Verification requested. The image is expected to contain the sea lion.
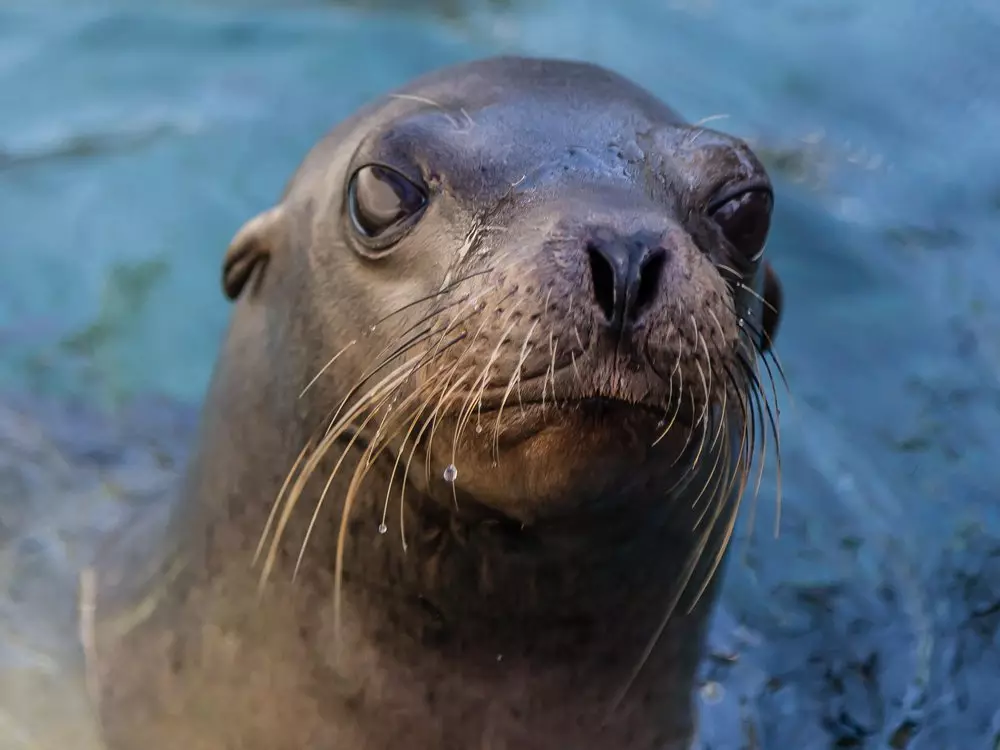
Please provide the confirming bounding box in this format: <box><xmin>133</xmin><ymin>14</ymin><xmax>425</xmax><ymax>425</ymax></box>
<box><xmin>93</xmin><ymin>56</ymin><xmax>784</xmax><ymax>750</ymax></box>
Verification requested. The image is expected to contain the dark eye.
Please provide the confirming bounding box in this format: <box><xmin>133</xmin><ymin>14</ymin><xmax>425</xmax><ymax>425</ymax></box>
<box><xmin>348</xmin><ymin>164</ymin><xmax>427</xmax><ymax>243</ymax></box>
<box><xmin>710</xmin><ymin>188</ymin><xmax>773</xmax><ymax>263</ymax></box>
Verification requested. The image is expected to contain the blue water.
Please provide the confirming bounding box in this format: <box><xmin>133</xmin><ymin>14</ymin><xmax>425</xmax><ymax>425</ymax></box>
<box><xmin>1</xmin><ymin>1</ymin><xmax>999</xmax><ymax>747</ymax></box>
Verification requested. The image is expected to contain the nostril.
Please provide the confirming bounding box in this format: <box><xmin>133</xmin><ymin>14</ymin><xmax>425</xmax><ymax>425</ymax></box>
<box><xmin>586</xmin><ymin>242</ymin><xmax>617</xmax><ymax>323</ymax></box>
<box><xmin>632</xmin><ymin>250</ymin><xmax>665</xmax><ymax>322</ymax></box>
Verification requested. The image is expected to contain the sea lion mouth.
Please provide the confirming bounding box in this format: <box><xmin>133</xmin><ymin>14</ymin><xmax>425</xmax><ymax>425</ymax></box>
<box><xmin>474</xmin><ymin>396</ymin><xmax>689</xmax><ymax>453</ymax></box>
<box><xmin>472</xmin><ymin>394</ymin><xmax>680</xmax><ymax>429</ymax></box>
<box><xmin>471</xmin><ymin>378</ymin><xmax>673</xmax><ymax>415</ymax></box>
<box><xmin>516</xmin><ymin>395</ymin><xmax>667</xmax><ymax>418</ymax></box>
<box><xmin>459</xmin><ymin>365</ymin><xmax>713</xmax><ymax>435</ymax></box>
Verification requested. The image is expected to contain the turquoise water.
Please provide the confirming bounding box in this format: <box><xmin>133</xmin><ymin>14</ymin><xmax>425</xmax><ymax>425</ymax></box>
<box><xmin>1</xmin><ymin>1</ymin><xmax>999</xmax><ymax>747</ymax></box>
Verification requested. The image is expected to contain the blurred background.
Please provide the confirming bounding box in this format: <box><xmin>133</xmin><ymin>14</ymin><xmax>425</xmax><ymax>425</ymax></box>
<box><xmin>1</xmin><ymin>0</ymin><xmax>999</xmax><ymax>747</ymax></box>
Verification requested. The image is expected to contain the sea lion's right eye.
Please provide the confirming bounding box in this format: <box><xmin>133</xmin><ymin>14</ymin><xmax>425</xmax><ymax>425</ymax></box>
<box><xmin>708</xmin><ymin>187</ymin><xmax>773</xmax><ymax>265</ymax></box>
<box><xmin>348</xmin><ymin>165</ymin><xmax>427</xmax><ymax>244</ymax></box>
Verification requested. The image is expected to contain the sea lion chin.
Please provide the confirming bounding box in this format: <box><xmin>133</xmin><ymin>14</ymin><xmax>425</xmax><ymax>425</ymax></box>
<box><xmin>95</xmin><ymin>55</ymin><xmax>785</xmax><ymax>750</ymax></box>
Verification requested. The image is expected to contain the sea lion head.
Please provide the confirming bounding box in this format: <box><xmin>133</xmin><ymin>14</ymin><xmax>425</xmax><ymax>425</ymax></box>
<box><xmin>220</xmin><ymin>56</ymin><xmax>784</xmax><ymax>537</ymax></box>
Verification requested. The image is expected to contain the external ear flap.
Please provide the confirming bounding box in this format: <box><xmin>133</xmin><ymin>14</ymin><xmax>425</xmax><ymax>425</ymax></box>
<box><xmin>222</xmin><ymin>205</ymin><xmax>286</xmax><ymax>301</ymax></box>
<box><xmin>759</xmin><ymin>261</ymin><xmax>783</xmax><ymax>353</ymax></box>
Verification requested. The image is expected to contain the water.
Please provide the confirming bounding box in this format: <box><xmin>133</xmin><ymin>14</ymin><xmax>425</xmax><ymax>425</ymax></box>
<box><xmin>1</xmin><ymin>1</ymin><xmax>999</xmax><ymax>747</ymax></box>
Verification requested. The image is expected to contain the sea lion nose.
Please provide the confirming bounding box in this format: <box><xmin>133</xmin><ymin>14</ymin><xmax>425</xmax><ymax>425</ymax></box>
<box><xmin>585</xmin><ymin>230</ymin><xmax>667</xmax><ymax>331</ymax></box>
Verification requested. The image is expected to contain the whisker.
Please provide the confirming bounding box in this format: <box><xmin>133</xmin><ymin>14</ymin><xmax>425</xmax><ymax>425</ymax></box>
<box><xmin>513</xmin><ymin>322</ymin><xmax>539</xmax><ymax>411</ymax></box>
<box><xmin>695</xmin><ymin>360</ymin><xmax>710</xmax><ymax>431</ymax></box>
<box><xmin>663</xmin><ymin>386</ymin><xmax>711</xmax><ymax>494</ymax></box>
<box><xmin>254</xmin><ymin>440</ymin><xmax>313</xmax><ymax>566</ymax></box>
<box><xmin>258</xmin><ymin>354</ymin><xmax>429</xmax><ymax>591</ymax></box>
<box><xmin>299</xmin><ymin>340</ymin><xmax>358</xmax><ymax>398</ymax></box>
<box><xmin>691</xmin><ymin>421</ymin><xmax>731</xmax><ymax>524</ymax></box>
<box><xmin>382</xmin><ymin>381</ymin><xmax>442</xmax><ymax>545</ymax></box>
<box><xmin>736</xmin><ymin>351</ymin><xmax>783</xmax><ymax>538</ymax></box>
<box><xmin>259</xmin><ymin>324</ymin><xmax>470</xmax><ymax>592</ymax></box>
<box><xmin>652</xmin><ymin>344</ymin><xmax>682</xmax><ymax>447</ymax></box>
<box><xmin>423</xmin><ymin>371</ymin><xmax>476</xmax><ymax>500</ymax></box>
<box><xmin>374</xmin><ymin>267</ymin><xmax>494</xmax><ymax>328</ymax></box>
<box><xmin>451</xmin><ymin>300</ymin><xmax>512</xmax><ymax>462</ymax></box>
<box><xmin>694</xmin><ymin>319</ymin><xmax>713</xmax><ymax>417</ymax></box>
<box><xmin>543</xmin><ymin>330</ymin><xmax>559</xmax><ymax>411</ymax></box>
<box><xmin>293</xmin><ymin>394</ymin><xmax>395</xmax><ymax>581</ymax></box>
<box><xmin>609</xmin><ymin>427</ymin><xmax>739</xmax><ymax>715</ymax></box>
<box><xmin>317</xmin><ymin>279</ymin><xmax>490</xmax><ymax>435</ymax></box>
<box><xmin>737</xmin><ymin>314</ymin><xmax>790</xmax><ymax>398</ymax></box>
<box><xmin>725</xmin><ymin>364</ymin><xmax>764</xmax><ymax>561</ymax></box>
<box><xmin>301</xmin><ymin>269</ymin><xmax>486</xmax><ymax>422</ymax></box>
<box><xmin>492</xmin><ymin>317</ymin><xmax>539</xmax><ymax>453</ymax></box>
<box><xmin>686</xmin><ymin>374</ymin><xmax>760</xmax><ymax>614</ymax></box>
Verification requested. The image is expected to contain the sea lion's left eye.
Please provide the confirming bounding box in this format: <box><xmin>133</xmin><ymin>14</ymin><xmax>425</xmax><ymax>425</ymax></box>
<box><xmin>348</xmin><ymin>164</ymin><xmax>427</xmax><ymax>244</ymax></box>
<box><xmin>710</xmin><ymin>188</ymin><xmax>773</xmax><ymax>263</ymax></box>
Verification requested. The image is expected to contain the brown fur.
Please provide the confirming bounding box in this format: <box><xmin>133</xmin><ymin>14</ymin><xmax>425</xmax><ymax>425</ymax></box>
<box><xmin>94</xmin><ymin>56</ymin><xmax>784</xmax><ymax>750</ymax></box>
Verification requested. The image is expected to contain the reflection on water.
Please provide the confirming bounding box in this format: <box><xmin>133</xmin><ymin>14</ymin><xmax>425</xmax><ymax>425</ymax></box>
<box><xmin>1</xmin><ymin>0</ymin><xmax>999</xmax><ymax>747</ymax></box>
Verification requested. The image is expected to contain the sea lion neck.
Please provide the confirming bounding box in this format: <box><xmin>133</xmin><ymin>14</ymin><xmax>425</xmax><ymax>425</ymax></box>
<box><xmin>316</xmin><ymin>451</ymin><xmax>729</xmax><ymax>750</ymax></box>
<box><xmin>339</xmin><ymin>437</ymin><xmax>730</xmax><ymax>636</ymax></box>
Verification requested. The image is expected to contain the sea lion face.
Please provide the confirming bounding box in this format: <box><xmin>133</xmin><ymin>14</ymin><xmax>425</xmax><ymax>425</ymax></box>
<box><xmin>223</xmin><ymin>58</ymin><xmax>783</xmax><ymax>525</ymax></box>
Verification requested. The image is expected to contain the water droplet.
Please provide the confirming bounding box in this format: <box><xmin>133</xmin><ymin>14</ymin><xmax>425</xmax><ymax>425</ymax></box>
<box><xmin>369</xmin><ymin>324</ymin><xmax>377</xmax><ymax>333</ymax></box>
<box><xmin>443</xmin><ymin>464</ymin><xmax>458</xmax><ymax>483</ymax></box>
<box><xmin>378</xmin><ymin>523</ymin><xmax>388</xmax><ymax>534</ymax></box>
<box><xmin>496</xmin><ymin>654</ymin><xmax>503</xmax><ymax>662</ymax></box>
<box><xmin>737</xmin><ymin>319</ymin><xmax>745</xmax><ymax>328</ymax></box>
<box><xmin>700</xmin><ymin>681</ymin><xmax>724</xmax><ymax>704</ymax></box>
<box><xmin>475</xmin><ymin>423</ymin><xmax>483</xmax><ymax>434</ymax></box>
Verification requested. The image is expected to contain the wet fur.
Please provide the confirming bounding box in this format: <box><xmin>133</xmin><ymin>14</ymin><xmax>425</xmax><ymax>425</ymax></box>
<box><xmin>95</xmin><ymin>57</ymin><xmax>785</xmax><ymax>750</ymax></box>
